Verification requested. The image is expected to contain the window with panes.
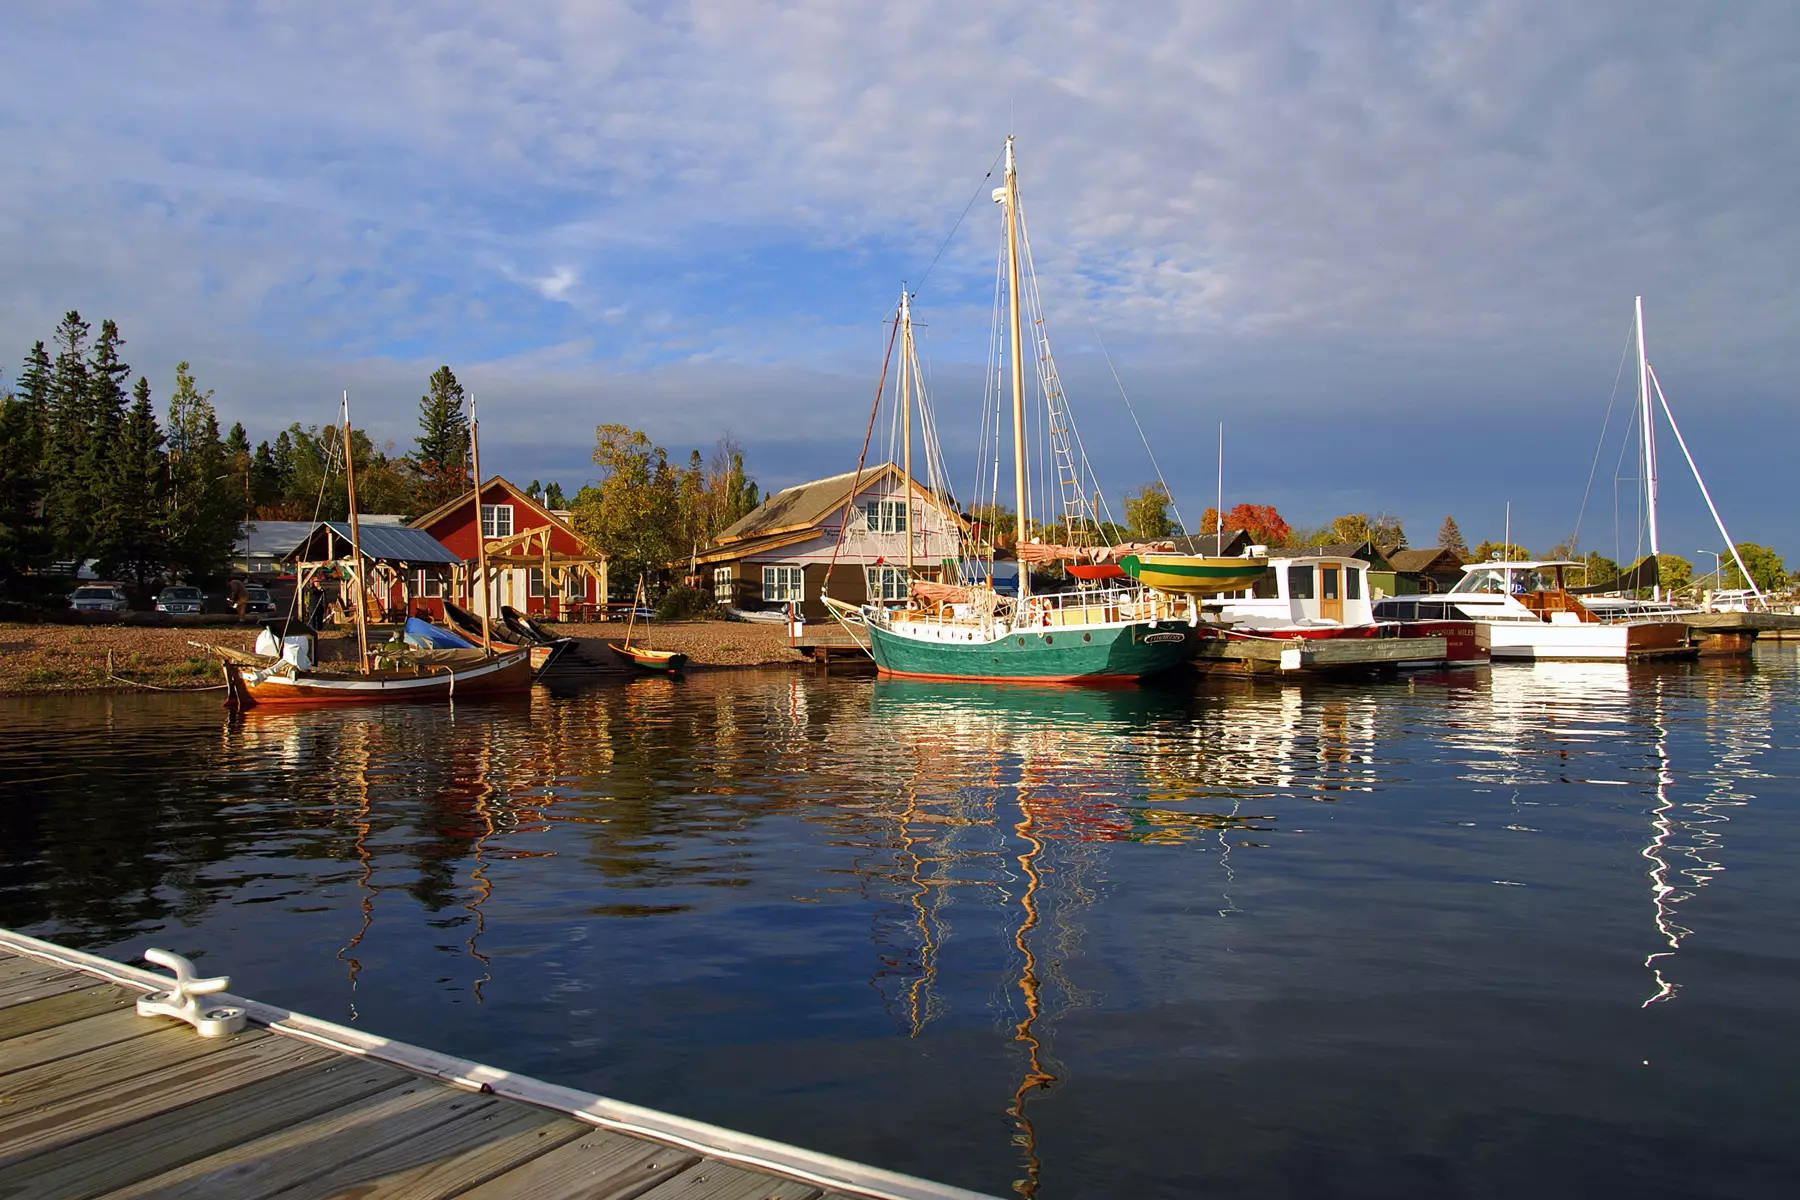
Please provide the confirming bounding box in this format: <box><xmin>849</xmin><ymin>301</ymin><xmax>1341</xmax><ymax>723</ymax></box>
<box><xmin>480</xmin><ymin>504</ymin><xmax>513</xmax><ymax>539</ymax></box>
<box><xmin>864</xmin><ymin>499</ymin><xmax>907</xmax><ymax>533</ymax></box>
<box><xmin>762</xmin><ymin>565</ymin><xmax>804</xmax><ymax>603</ymax></box>
<box><xmin>865</xmin><ymin>565</ymin><xmax>908</xmax><ymax>602</ymax></box>
<box><xmin>713</xmin><ymin>566</ymin><xmax>734</xmax><ymax>601</ymax></box>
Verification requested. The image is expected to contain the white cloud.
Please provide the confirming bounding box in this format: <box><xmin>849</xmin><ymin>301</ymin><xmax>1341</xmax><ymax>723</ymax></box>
<box><xmin>2</xmin><ymin>0</ymin><xmax>1796</xmax><ymax>552</ymax></box>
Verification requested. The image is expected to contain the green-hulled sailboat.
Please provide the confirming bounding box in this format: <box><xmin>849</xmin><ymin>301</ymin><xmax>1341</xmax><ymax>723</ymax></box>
<box><xmin>824</xmin><ymin>138</ymin><xmax>1252</xmax><ymax>682</ymax></box>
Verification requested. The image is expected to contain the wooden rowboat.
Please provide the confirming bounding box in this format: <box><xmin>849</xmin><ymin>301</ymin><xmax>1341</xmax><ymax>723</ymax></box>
<box><xmin>217</xmin><ymin>645</ymin><xmax>534</xmax><ymax>707</ymax></box>
<box><xmin>611</xmin><ymin>644</ymin><xmax>688</xmax><ymax>673</ymax></box>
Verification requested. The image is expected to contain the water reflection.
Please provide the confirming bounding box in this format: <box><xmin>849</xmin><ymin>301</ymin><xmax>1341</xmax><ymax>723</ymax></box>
<box><xmin>1</xmin><ymin>654</ymin><xmax>1793</xmax><ymax>1198</ymax></box>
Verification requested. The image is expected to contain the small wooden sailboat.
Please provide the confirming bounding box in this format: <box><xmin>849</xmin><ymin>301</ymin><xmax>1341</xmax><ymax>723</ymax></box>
<box><xmin>610</xmin><ymin>578</ymin><xmax>688</xmax><ymax>673</ymax></box>
<box><xmin>210</xmin><ymin>393</ymin><xmax>533</xmax><ymax>706</ymax></box>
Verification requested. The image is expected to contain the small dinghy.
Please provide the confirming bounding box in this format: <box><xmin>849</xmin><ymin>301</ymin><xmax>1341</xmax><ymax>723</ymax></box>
<box><xmin>611</xmin><ymin>577</ymin><xmax>686</xmax><ymax>674</ymax></box>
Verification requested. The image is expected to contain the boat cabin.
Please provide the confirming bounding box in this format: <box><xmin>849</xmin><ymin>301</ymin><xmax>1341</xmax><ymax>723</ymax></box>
<box><xmin>1445</xmin><ymin>560</ymin><xmax>1597</xmax><ymax>624</ymax></box>
<box><xmin>1214</xmin><ymin>556</ymin><xmax>1375</xmax><ymax>631</ymax></box>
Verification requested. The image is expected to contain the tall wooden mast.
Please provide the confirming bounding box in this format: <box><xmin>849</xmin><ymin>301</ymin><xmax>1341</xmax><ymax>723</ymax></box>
<box><xmin>997</xmin><ymin>137</ymin><xmax>1030</xmax><ymax>603</ymax></box>
<box><xmin>899</xmin><ymin>289</ymin><xmax>915</xmax><ymax>580</ymax></box>
<box><xmin>469</xmin><ymin>394</ymin><xmax>495</xmax><ymax>652</ymax></box>
<box><xmin>341</xmin><ymin>391</ymin><xmax>371</xmax><ymax>672</ymax></box>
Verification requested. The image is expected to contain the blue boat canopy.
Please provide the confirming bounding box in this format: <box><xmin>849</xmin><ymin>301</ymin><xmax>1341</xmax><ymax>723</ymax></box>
<box><xmin>403</xmin><ymin>617</ymin><xmax>477</xmax><ymax>650</ymax></box>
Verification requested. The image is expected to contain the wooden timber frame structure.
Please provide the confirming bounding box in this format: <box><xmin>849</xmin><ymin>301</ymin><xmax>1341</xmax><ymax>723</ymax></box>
<box><xmin>283</xmin><ymin>522</ymin><xmax>462</xmax><ymax>628</ymax></box>
<box><xmin>471</xmin><ymin>522</ymin><xmax>608</xmax><ymax>622</ymax></box>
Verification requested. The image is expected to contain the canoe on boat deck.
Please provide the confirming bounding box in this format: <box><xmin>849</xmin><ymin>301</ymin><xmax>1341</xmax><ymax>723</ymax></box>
<box><xmin>611</xmin><ymin>644</ymin><xmax>688</xmax><ymax>673</ymax></box>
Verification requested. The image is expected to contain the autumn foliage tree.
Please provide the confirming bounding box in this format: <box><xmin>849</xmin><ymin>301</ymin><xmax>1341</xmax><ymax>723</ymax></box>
<box><xmin>571</xmin><ymin>423</ymin><xmax>682</xmax><ymax>588</ymax></box>
<box><xmin>1124</xmin><ymin>483</ymin><xmax>1176</xmax><ymax>540</ymax></box>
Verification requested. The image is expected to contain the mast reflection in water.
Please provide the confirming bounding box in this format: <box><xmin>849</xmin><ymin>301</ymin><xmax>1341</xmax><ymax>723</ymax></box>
<box><xmin>3</xmin><ymin>649</ymin><xmax>1798</xmax><ymax>1199</ymax></box>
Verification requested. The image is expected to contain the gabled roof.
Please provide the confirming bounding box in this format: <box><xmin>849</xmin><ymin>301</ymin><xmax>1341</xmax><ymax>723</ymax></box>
<box><xmin>410</xmin><ymin>475</ymin><xmax>576</xmax><ymax>540</ymax></box>
<box><xmin>284</xmin><ymin>522</ymin><xmax>461</xmax><ymax>565</ymax></box>
<box><xmin>712</xmin><ymin>463</ymin><xmax>955</xmax><ymax>546</ymax></box>
<box><xmin>1168</xmin><ymin>529</ymin><xmax>1254</xmax><ymax>556</ymax></box>
<box><xmin>1388</xmin><ymin>546</ymin><xmax>1465</xmax><ymax>573</ymax></box>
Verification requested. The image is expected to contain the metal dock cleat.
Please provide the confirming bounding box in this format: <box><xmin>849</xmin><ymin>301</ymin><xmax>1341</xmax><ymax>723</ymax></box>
<box><xmin>135</xmin><ymin>947</ymin><xmax>248</xmax><ymax>1036</ymax></box>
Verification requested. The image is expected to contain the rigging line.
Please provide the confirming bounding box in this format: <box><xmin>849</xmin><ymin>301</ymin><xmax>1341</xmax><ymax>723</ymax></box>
<box><xmin>914</xmin><ymin>145</ymin><xmax>1008</xmax><ymax>298</ymax></box>
<box><xmin>1085</xmin><ymin>312</ymin><xmax>1187</xmax><ymax>536</ymax></box>
<box><xmin>1573</xmin><ymin>318</ymin><xmax>1636</xmax><ymax>550</ymax></box>
<box><xmin>1648</xmin><ymin>363</ymin><xmax>1766</xmax><ymax>604</ymax></box>
<box><xmin>827</xmin><ymin>311</ymin><xmax>903</xmax><ymax>584</ymax></box>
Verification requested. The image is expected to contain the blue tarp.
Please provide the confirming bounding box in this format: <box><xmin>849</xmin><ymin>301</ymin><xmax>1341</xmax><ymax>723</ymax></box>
<box><xmin>404</xmin><ymin>617</ymin><xmax>476</xmax><ymax>649</ymax></box>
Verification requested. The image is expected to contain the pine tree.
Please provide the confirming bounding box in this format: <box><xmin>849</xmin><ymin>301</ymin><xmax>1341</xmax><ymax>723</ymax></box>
<box><xmin>165</xmin><ymin>362</ymin><xmax>239</xmax><ymax>581</ymax></box>
<box><xmin>103</xmin><ymin>377</ymin><xmax>169</xmax><ymax>597</ymax></box>
<box><xmin>411</xmin><ymin>365</ymin><xmax>470</xmax><ymax>514</ymax></box>
<box><xmin>250</xmin><ymin>440</ymin><xmax>282</xmax><ymax>516</ymax></box>
<box><xmin>43</xmin><ymin>312</ymin><xmax>93</xmax><ymax>564</ymax></box>
<box><xmin>543</xmin><ymin>481</ymin><xmax>567</xmax><ymax>509</ymax></box>
<box><xmin>1438</xmin><ymin>515</ymin><xmax>1469</xmax><ymax>556</ymax></box>
<box><xmin>82</xmin><ymin>321</ymin><xmax>135</xmax><ymax>579</ymax></box>
<box><xmin>0</xmin><ymin>344</ymin><xmax>53</xmax><ymax>586</ymax></box>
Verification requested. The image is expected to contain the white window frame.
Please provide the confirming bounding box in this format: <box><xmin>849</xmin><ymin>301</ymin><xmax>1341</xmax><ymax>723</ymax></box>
<box><xmin>762</xmin><ymin>565</ymin><xmax>804</xmax><ymax>603</ymax></box>
<box><xmin>481</xmin><ymin>503</ymin><xmax>513</xmax><ymax>539</ymax></box>
<box><xmin>412</xmin><ymin>568</ymin><xmax>444</xmax><ymax>598</ymax></box>
<box><xmin>864</xmin><ymin>499</ymin><xmax>907</xmax><ymax>534</ymax></box>
<box><xmin>528</xmin><ymin>567</ymin><xmax>545</xmax><ymax>598</ymax></box>
<box><xmin>713</xmin><ymin>565</ymin><xmax>734</xmax><ymax>600</ymax></box>
<box><xmin>865</xmin><ymin>564</ymin><xmax>908</xmax><ymax>602</ymax></box>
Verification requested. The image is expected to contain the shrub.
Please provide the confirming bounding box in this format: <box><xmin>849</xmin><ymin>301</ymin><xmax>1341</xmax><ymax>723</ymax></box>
<box><xmin>655</xmin><ymin>585</ymin><xmax>719</xmax><ymax>621</ymax></box>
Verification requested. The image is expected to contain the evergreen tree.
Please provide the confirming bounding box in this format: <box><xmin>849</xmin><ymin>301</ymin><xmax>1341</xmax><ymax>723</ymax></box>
<box><xmin>544</xmin><ymin>481</ymin><xmax>567</xmax><ymax>509</ymax></box>
<box><xmin>250</xmin><ymin>440</ymin><xmax>282</xmax><ymax>516</ymax></box>
<box><xmin>525</xmin><ymin>479</ymin><xmax>543</xmax><ymax>500</ymax></box>
<box><xmin>102</xmin><ymin>377</ymin><xmax>170</xmax><ymax>597</ymax></box>
<box><xmin>165</xmin><ymin>362</ymin><xmax>239</xmax><ymax>581</ymax></box>
<box><xmin>0</xmin><ymin>344</ymin><xmax>53</xmax><ymax>586</ymax></box>
<box><xmin>43</xmin><ymin>312</ymin><xmax>93</xmax><ymax>563</ymax></box>
<box><xmin>82</xmin><ymin>321</ymin><xmax>135</xmax><ymax>578</ymax></box>
<box><xmin>1437</xmin><ymin>515</ymin><xmax>1469</xmax><ymax>556</ymax></box>
<box><xmin>411</xmin><ymin>365</ymin><xmax>470</xmax><ymax>514</ymax></box>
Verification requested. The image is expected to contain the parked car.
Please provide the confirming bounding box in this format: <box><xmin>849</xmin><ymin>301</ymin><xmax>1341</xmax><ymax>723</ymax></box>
<box><xmin>244</xmin><ymin>585</ymin><xmax>276</xmax><ymax>615</ymax></box>
<box><xmin>154</xmin><ymin>585</ymin><xmax>205</xmax><ymax>614</ymax></box>
<box><xmin>69</xmin><ymin>585</ymin><xmax>130</xmax><ymax>613</ymax></box>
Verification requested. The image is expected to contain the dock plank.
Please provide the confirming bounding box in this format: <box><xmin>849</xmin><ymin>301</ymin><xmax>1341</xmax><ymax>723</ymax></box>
<box><xmin>0</xmin><ymin>1023</ymin><xmax>251</xmax><ymax>1112</ymax></box>
<box><xmin>0</xmin><ymin>957</ymin><xmax>76</xmax><ymax>987</ymax></box>
<box><xmin>105</xmin><ymin>1078</ymin><xmax>498</xmax><ymax>1199</ymax></box>
<box><xmin>457</xmin><ymin>1126</ymin><xmax>698</xmax><ymax>1200</ymax></box>
<box><xmin>0</xmin><ymin>971</ymin><xmax>103</xmax><ymax>1010</ymax></box>
<box><xmin>0</xmin><ymin>1056</ymin><xmax>407</xmax><ymax>1200</ymax></box>
<box><xmin>0</xmin><ymin>986</ymin><xmax>134</xmax><ymax>1042</ymax></box>
<box><xmin>0</xmin><ymin>1007</ymin><xmax>166</xmax><ymax>1075</ymax></box>
<box><xmin>637</xmin><ymin>1160</ymin><xmax>822</xmax><ymax>1200</ymax></box>
<box><xmin>0</xmin><ymin>1031</ymin><xmax>331</xmax><ymax>1166</ymax></box>
<box><xmin>272</xmin><ymin>1102</ymin><xmax>587</xmax><ymax>1200</ymax></box>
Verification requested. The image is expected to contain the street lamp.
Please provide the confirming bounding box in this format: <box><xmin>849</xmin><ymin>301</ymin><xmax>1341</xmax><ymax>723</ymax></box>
<box><xmin>1699</xmin><ymin>549</ymin><xmax>1722</xmax><ymax>594</ymax></box>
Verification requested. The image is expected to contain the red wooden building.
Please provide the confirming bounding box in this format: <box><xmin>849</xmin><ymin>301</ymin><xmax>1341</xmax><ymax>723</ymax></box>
<box><xmin>411</xmin><ymin>477</ymin><xmax>609</xmax><ymax>620</ymax></box>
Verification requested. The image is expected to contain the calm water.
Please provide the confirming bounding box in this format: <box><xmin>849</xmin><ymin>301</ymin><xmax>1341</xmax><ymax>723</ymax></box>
<box><xmin>4</xmin><ymin>651</ymin><xmax>1799</xmax><ymax>1198</ymax></box>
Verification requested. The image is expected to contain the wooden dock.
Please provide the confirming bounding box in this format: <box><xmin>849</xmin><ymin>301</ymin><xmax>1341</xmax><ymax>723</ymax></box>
<box><xmin>0</xmin><ymin>930</ymin><xmax>994</xmax><ymax>1200</ymax></box>
<box><xmin>789</xmin><ymin>626</ymin><xmax>869</xmax><ymax>663</ymax></box>
<box><xmin>1193</xmin><ymin>635</ymin><xmax>1450</xmax><ymax>674</ymax></box>
<box><xmin>1683</xmin><ymin>610</ymin><xmax>1800</xmax><ymax>654</ymax></box>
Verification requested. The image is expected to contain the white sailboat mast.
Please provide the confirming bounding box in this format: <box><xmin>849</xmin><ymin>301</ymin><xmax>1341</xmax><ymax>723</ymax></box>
<box><xmin>997</xmin><ymin>137</ymin><xmax>1030</xmax><ymax>602</ymax></box>
<box><xmin>899</xmin><ymin>289</ymin><xmax>914</xmax><ymax>580</ymax></box>
<box><xmin>1636</xmin><ymin>296</ymin><xmax>1661</xmax><ymax>595</ymax></box>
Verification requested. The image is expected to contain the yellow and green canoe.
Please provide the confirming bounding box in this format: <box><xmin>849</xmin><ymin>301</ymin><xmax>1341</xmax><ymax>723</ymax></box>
<box><xmin>1117</xmin><ymin>554</ymin><xmax>1269</xmax><ymax>596</ymax></box>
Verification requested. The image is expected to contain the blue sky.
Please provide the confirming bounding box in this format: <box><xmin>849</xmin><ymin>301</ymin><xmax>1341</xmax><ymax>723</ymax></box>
<box><xmin>3</xmin><ymin>1</ymin><xmax>1796</xmax><ymax>561</ymax></box>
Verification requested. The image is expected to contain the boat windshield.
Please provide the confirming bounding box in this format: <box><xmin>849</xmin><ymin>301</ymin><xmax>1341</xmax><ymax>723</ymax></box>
<box><xmin>1451</xmin><ymin>566</ymin><xmax>1560</xmax><ymax>595</ymax></box>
